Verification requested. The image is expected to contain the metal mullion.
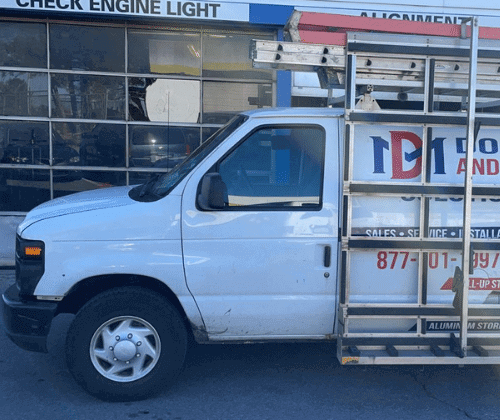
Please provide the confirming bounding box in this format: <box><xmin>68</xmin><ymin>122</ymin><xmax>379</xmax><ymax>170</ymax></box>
<box><xmin>126</xmin><ymin>72</ymin><xmax>200</xmax><ymax>82</ymax></box>
<box><xmin>46</xmin><ymin>21</ymin><xmax>54</xmax><ymax>200</ymax></box>
<box><xmin>342</xmin><ymin>251</ymin><xmax>350</xmax><ymax>307</ymax></box>
<box><xmin>0</xmin><ymin>116</ymin><xmax>49</xmax><ymax>122</ymax></box>
<box><xmin>0</xmin><ymin>163</ymin><xmax>50</xmax><ymax>170</ymax></box>
<box><xmin>202</xmin><ymin>77</ymin><xmax>273</xmax><ymax>85</ymax></box>
<box><xmin>420</xmin><ymin>125</ymin><xmax>432</xmax><ymax>309</ymax></box>
<box><xmin>0</xmin><ymin>66</ymin><xmax>50</xmax><ymax>73</ymax></box>
<box><xmin>48</xmin><ymin>68</ymin><xmax>125</xmax><ymax>78</ymax></box>
<box><xmin>345</xmin><ymin>52</ymin><xmax>356</xmax><ymax>112</ymax></box>
<box><xmin>426</xmin><ymin>59</ymin><xmax>435</xmax><ymax>113</ymax></box>
<box><xmin>345</xmin><ymin>124</ymin><xmax>354</xmax><ymax>240</ymax></box>
<box><xmin>45</xmin><ymin>17</ymin><xmax>125</xmax><ymax>29</ymax></box>
<box><xmin>0</xmin><ymin>16</ymin><xmax>47</xmax><ymax>24</ymax></box>
<box><xmin>125</xmin><ymin>24</ymin><xmax>130</xmax><ymax>185</ymax></box>
<box><xmin>72</xmin><ymin>166</ymin><xmax>169</xmax><ymax>173</ymax></box>
<box><xmin>49</xmin><ymin>118</ymin><xmax>125</xmax><ymax>125</ymax></box>
<box><xmin>199</xmin><ymin>30</ymin><xmax>204</xmax><ymax>125</ymax></box>
<box><xmin>341</xmin><ymin>120</ymin><xmax>354</xmax><ymax>310</ymax></box>
<box><xmin>128</xmin><ymin>120</ymin><xmax>202</xmax><ymax>128</ymax></box>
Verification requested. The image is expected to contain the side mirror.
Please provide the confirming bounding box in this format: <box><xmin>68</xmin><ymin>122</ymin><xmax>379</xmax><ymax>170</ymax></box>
<box><xmin>197</xmin><ymin>172</ymin><xmax>227</xmax><ymax>210</ymax></box>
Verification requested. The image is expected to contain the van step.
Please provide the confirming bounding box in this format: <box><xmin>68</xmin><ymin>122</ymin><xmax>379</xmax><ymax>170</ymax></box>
<box><xmin>338</xmin><ymin>346</ymin><xmax>500</xmax><ymax>365</ymax></box>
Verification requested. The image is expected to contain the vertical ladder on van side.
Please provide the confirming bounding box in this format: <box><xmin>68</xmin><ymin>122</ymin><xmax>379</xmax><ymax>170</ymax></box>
<box><xmin>251</xmin><ymin>13</ymin><xmax>500</xmax><ymax>364</ymax></box>
<box><xmin>339</xmin><ymin>19</ymin><xmax>500</xmax><ymax>364</ymax></box>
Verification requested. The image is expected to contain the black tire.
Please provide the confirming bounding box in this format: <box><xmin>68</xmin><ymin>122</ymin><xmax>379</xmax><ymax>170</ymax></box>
<box><xmin>65</xmin><ymin>287</ymin><xmax>188</xmax><ymax>401</ymax></box>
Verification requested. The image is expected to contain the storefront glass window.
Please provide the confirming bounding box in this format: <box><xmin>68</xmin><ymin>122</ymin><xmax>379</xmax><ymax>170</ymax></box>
<box><xmin>53</xmin><ymin>171</ymin><xmax>126</xmax><ymax>200</ymax></box>
<box><xmin>202</xmin><ymin>126</ymin><xmax>220</xmax><ymax>142</ymax></box>
<box><xmin>128</xmin><ymin>78</ymin><xmax>200</xmax><ymax>123</ymax></box>
<box><xmin>128</xmin><ymin>124</ymin><xmax>200</xmax><ymax>172</ymax></box>
<box><xmin>0</xmin><ymin>71</ymin><xmax>48</xmax><ymax>117</ymax></box>
<box><xmin>52</xmin><ymin>122</ymin><xmax>126</xmax><ymax>169</ymax></box>
<box><xmin>202</xmin><ymin>82</ymin><xmax>272</xmax><ymax>124</ymax></box>
<box><xmin>0</xmin><ymin>22</ymin><xmax>46</xmax><ymax>68</ymax></box>
<box><xmin>50</xmin><ymin>24</ymin><xmax>125</xmax><ymax>72</ymax></box>
<box><xmin>202</xmin><ymin>33</ymin><xmax>273</xmax><ymax>80</ymax></box>
<box><xmin>0</xmin><ymin>20</ymin><xmax>275</xmax><ymax>215</ymax></box>
<box><xmin>0</xmin><ymin>121</ymin><xmax>51</xmax><ymax>212</ymax></box>
<box><xmin>51</xmin><ymin>74</ymin><xmax>125</xmax><ymax>120</ymax></box>
<box><xmin>0</xmin><ymin>168</ymin><xmax>51</xmax><ymax>211</ymax></box>
<box><xmin>0</xmin><ymin>121</ymin><xmax>49</xmax><ymax>166</ymax></box>
<box><xmin>128</xmin><ymin>31</ymin><xmax>201</xmax><ymax>76</ymax></box>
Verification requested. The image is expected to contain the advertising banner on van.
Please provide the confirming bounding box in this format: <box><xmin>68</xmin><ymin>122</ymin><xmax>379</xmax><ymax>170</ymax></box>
<box><xmin>348</xmin><ymin>125</ymin><xmax>500</xmax><ymax>309</ymax></box>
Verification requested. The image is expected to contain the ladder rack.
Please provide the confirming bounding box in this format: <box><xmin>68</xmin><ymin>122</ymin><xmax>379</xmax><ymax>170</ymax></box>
<box><xmin>252</xmin><ymin>13</ymin><xmax>500</xmax><ymax>364</ymax></box>
<box><xmin>252</xmin><ymin>33</ymin><xmax>500</xmax><ymax>105</ymax></box>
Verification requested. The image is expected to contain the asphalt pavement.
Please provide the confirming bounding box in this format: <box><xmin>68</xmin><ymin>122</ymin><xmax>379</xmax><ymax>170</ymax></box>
<box><xmin>0</xmin><ymin>268</ymin><xmax>14</xmax><ymax>284</ymax></box>
<box><xmin>1</xmin><ymin>269</ymin><xmax>500</xmax><ymax>420</ymax></box>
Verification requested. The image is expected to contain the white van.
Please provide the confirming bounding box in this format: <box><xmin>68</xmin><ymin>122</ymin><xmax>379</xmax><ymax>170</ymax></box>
<box><xmin>5</xmin><ymin>16</ymin><xmax>500</xmax><ymax>401</ymax></box>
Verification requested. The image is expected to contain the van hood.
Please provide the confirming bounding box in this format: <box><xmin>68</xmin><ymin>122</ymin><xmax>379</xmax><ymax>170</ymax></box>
<box><xmin>18</xmin><ymin>186</ymin><xmax>134</xmax><ymax>233</ymax></box>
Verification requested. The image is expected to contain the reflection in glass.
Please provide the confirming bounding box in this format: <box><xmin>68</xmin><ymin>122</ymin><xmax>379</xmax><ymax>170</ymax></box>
<box><xmin>202</xmin><ymin>127</ymin><xmax>219</xmax><ymax>142</ymax></box>
<box><xmin>349</xmin><ymin>251</ymin><xmax>419</xmax><ymax>304</ymax></box>
<box><xmin>428</xmin><ymin>197</ymin><xmax>500</xmax><ymax>239</ymax></box>
<box><xmin>0</xmin><ymin>168</ymin><xmax>50</xmax><ymax>212</ymax></box>
<box><xmin>129</xmin><ymin>78</ymin><xmax>200</xmax><ymax>123</ymax></box>
<box><xmin>0</xmin><ymin>72</ymin><xmax>48</xmax><ymax>117</ymax></box>
<box><xmin>128</xmin><ymin>31</ymin><xmax>201</xmax><ymax>76</ymax></box>
<box><xmin>52</xmin><ymin>122</ymin><xmax>126</xmax><ymax>170</ymax></box>
<box><xmin>129</xmin><ymin>125</ymin><xmax>200</xmax><ymax>170</ymax></box>
<box><xmin>50</xmin><ymin>24</ymin><xmax>125</xmax><ymax>72</ymax></box>
<box><xmin>351</xmin><ymin>196</ymin><xmax>420</xmax><ymax>237</ymax></box>
<box><xmin>51</xmin><ymin>74</ymin><xmax>125</xmax><ymax>120</ymax></box>
<box><xmin>0</xmin><ymin>22</ymin><xmax>46</xmax><ymax>68</ymax></box>
<box><xmin>150</xmin><ymin>115</ymin><xmax>248</xmax><ymax>198</ymax></box>
<box><xmin>53</xmin><ymin>170</ymin><xmax>126</xmax><ymax>200</ymax></box>
<box><xmin>202</xmin><ymin>33</ymin><xmax>273</xmax><ymax>80</ymax></box>
<box><xmin>0</xmin><ymin>121</ymin><xmax>50</xmax><ymax>167</ymax></box>
<box><xmin>202</xmin><ymin>82</ymin><xmax>271</xmax><ymax>124</ymax></box>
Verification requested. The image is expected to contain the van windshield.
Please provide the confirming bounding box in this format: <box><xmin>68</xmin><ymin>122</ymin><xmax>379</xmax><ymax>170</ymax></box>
<box><xmin>129</xmin><ymin>114</ymin><xmax>248</xmax><ymax>201</ymax></box>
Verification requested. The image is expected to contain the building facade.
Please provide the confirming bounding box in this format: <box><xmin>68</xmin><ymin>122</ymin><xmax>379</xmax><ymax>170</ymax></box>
<box><xmin>1</xmin><ymin>0</ymin><xmax>500</xmax><ymax>264</ymax></box>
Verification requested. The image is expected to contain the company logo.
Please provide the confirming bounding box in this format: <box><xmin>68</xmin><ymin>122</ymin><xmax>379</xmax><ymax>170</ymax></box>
<box><xmin>371</xmin><ymin>131</ymin><xmax>500</xmax><ymax>179</ymax></box>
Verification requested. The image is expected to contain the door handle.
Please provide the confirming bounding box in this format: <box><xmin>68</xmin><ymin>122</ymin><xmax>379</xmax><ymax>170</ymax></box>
<box><xmin>324</xmin><ymin>245</ymin><xmax>331</xmax><ymax>268</ymax></box>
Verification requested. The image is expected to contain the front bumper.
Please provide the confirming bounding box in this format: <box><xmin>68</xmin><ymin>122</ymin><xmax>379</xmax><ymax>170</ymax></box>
<box><xmin>2</xmin><ymin>284</ymin><xmax>58</xmax><ymax>353</ymax></box>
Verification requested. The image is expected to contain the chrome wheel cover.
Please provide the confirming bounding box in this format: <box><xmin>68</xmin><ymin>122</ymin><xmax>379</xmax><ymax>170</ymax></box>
<box><xmin>89</xmin><ymin>316</ymin><xmax>161</xmax><ymax>383</ymax></box>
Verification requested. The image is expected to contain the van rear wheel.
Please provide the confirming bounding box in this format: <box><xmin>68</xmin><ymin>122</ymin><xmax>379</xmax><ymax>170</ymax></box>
<box><xmin>65</xmin><ymin>287</ymin><xmax>187</xmax><ymax>401</ymax></box>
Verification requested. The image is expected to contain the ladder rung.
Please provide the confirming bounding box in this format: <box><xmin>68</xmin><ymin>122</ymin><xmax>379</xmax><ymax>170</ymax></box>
<box><xmin>472</xmin><ymin>346</ymin><xmax>489</xmax><ymax>356</ymax></box>
<box><xmin>345</xmin><ymin>306</ymin><xmax>500</xmax><ymax>317</ymax></box>
<box><xmin>339</xmin><ymin>346</ymin><xmax>500</xmax><ymax>365</ymax></box>
<box><xmin>347</xmin><ymin>346</ymin><xmax>360</xmax><ymax>357</ymax></box>
<box><xmin>430</xmin><ymin>345</ymin><xmax>445</xmax><ymax>357</ymax></box>
<box><xmin>386</xmin><ymin>345</ymin><xmax>399</xmax><ymax>357</ymax></box>
<box><xmin>342</xmin><ymin>336</ymin><xmax>500</xmax><ymax>347</ymax></box>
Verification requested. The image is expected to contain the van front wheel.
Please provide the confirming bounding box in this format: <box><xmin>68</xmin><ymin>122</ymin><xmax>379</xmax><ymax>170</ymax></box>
<box><xmin>65</xmin><ymin>287</ymin><xmax>188</xmax><ymax>401</ymax></box>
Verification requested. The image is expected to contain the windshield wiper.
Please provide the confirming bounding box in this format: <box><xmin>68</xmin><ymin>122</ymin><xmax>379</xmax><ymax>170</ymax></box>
<box><xmin>139</xmin><ymin>173</ymin><xmax>161</xmax><ymax>198</ymax></box>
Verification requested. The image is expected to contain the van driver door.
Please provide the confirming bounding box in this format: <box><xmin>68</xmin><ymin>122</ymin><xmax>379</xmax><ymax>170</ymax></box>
<box><xmin>181</xmin><ymin>118</ymin><xmax>339</xmax><ymax>340</ymax></box>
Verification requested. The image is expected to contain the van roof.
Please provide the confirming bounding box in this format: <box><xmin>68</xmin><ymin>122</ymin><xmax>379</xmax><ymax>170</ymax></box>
<box><xmin>241</xmin><ymin>107</ymin><xmax>344</xmax><ymax>119</ymax></box>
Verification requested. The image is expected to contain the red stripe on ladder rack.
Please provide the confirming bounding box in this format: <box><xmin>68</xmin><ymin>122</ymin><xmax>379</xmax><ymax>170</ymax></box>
<box><xmin>292</xmin><ymin>12</ymin><xmax>500</xmax><ymax>45</ymax></box>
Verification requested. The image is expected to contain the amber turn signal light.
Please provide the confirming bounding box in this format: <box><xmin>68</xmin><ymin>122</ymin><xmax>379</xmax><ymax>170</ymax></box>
<box><xmin>25</xmin><ymin>246</ymin><xmax>42</xmax><ymax>257</ymax></box>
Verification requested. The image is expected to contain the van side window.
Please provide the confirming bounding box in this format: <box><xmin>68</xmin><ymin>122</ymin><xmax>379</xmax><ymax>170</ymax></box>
<box><xmin>218</xmin><ymin>125</ymin><xmax>325</xmax><ymax>209</ymax></box>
